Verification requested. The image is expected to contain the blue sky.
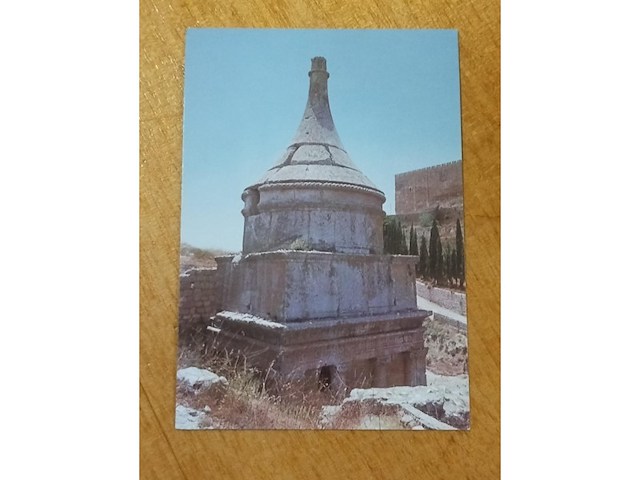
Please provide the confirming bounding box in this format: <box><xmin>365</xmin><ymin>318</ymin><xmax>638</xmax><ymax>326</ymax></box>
<box><xmin>181</xmin><ymin>29</ymin><xmax>461</xmax><ymax>252</ymax></box>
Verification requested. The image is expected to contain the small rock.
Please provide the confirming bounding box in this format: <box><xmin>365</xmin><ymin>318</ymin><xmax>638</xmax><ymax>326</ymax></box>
<box><xmin>203</xmin><ymin>405</ymin><xmax>212</xmax><ymax>413</ymax></box>
<box><xmin>176</xmin><ymin>405</ymin><xmax>209</xmax><ymax>430</ymax></box>
<box><xmin>400</xmin><ymin>414</ymin><xmax>418</xmax><ymax>428</ymax></box>
<box><xmin>177</xmin><ymin>367</ymin><xmax>228</xmax><ymax>402</ymax></box>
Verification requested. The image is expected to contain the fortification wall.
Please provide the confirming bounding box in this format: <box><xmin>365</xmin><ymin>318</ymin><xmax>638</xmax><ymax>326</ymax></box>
<box><xmin>178</xmin><ymin>268</ymin><xmax>220</xmax><ymax>344</ymax></box>
<box><xmin>395</xmin><ymin>160</ymin><xmax>463</xmax><ymax>216</ymax></box>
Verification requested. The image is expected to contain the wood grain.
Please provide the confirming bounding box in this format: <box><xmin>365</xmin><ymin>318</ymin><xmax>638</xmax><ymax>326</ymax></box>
<box><xmin>140</xmin><ymin>1</ymin><xmax>500</xmax><ymax>478</ymax></box>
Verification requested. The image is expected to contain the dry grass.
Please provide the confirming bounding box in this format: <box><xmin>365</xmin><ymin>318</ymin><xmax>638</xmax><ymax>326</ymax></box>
<box><xmin>322</xmin><ymin>400</ymin><xmax>408</xmax><ymax>430</ymax></box>
<box><xmin>216</xmin><ymin>371</ymin><xmax>321</xmax><ymax>429</ymax></box>
<box><xmin>176</xmin><ymin>345</ymin><xmax>413</xmax><ymax>430</ymax></box>
<box><xmin>177</xmin><ymin>348</ymin><xmax>330</xmax><ymax>429</ymax></box>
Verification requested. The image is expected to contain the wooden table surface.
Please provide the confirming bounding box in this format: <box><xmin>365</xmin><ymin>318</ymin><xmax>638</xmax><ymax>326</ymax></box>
<box><xmin>140</xmin><ymin>1</ymin><xmax>500</xmax><ymax>478</ymax></box>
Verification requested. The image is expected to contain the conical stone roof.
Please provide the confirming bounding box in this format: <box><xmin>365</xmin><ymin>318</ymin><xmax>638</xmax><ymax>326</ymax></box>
<box><xmin>253</xmin><ymin>57</ymin><xmax>384</xmax><ymax>196</ymax></box>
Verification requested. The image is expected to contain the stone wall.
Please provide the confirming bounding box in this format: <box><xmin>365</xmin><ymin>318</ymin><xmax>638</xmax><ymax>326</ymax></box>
<box><xmin>178</xmin><ymin>268</ymin><xmax>220</xmax><ymax>344</ymax></box>
<box><xmin>416</xmin><ymin>282</ymin><xmax>466</xmax><ymax>315</ymax></box>
<box><xmin>395</xmin><ymin>160</ymin><xmax>463</xmax><ymax>216</ymax></box>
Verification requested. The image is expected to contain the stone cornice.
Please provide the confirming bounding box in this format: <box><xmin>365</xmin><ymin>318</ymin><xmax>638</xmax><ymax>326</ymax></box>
<box><xmin>257</xmin><ymin>181</ymin><xmax>385</xmax><ymax>200</ymax></box>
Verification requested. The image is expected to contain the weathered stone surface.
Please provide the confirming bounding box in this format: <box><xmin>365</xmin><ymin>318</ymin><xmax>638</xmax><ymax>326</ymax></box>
<box><xmin>178</xmin><ymin>268</ymin><xmax>220</xmax><ymax>345</ymax></box>
<box><xmin>216</xmin><ymin>251</ymin><xmax>418</xmax><ymax>322</ymax></box>
<box><xmin>176</xmin><ymin>367</ymin><xmax>229</xmax><ymax>400</ymax></box>
<box><xmin>395</xmin><ymin>160</ymin><xmax>463</xmax><ymax>216</ymax></box>
<box><xmin>243</xmin><ymin>181</ymin><xmax>384</xmax><ymax>255</ymax></box>
<box><xmin>212</xmin><ymin>57</ymin><xmax>428</xmax><ymax>390</ymax></box>
<box><xmin>175</xmin><ymin>405</ymin><xmax>211</xmax><ymax>430</ymax></box>
<box><xmin>210</xmin><ymin>310</ymin><xmax>426</xmax><ymax>389</ymax></box>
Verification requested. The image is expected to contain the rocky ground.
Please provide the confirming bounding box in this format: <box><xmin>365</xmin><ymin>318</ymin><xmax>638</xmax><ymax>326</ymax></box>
<box><xmin>175</xmin><ymin>364</ymin><xmax>470</xmax><ymax>430</ymax></box>
<box><xmin>423</xmin><ymin>318</ymin><xmax>468</xmax><ymax>375</ymax></box>
<box><xmin>320</xmin><ymin>370</ymin><xmax>469</xmax><ymax>430</ymax></box>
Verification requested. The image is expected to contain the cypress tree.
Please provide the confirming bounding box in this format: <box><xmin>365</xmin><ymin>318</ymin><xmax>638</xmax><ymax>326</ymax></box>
<box><xmin>436</xmin><ymin>245</ymin><xmax>443</xmax><ymax>282</ymax></box>
<box><xmin>428</xmin><ymin>219</ymin><xmax>442</xmax><ymax>280</ymax></box>
<box><xmin>444</xmin><ymin>244</ymin><xmax>451</xmax><ymax>281</ymax></box>
<box><xmin>393</xmin><ymin>219</ymin><xmax>401</xmax><ymax>254</ymax></box>
<box><xmin>383</xmin><ymin>216</ymin><xmax>402</xmax><ymax>254</ymax></box>
<box><xmin>450</xmin><ymin>252</ymin><xmax>454</xmax><ymax>282</ymax></box>
<box><xmin>389</xmin><ymin>218</ymin><xmax>396</xmax><ymax>253</ymax></box>
<box><xmin>456</xmin><ymin>218</ymin><xmax>465</xmax><ymax>286</ymax></box>
<box><xmin>409</xmin><ymin>224</ymin><xmax>418</xmax><ymax>256</ymax></box>
<box><xmin>399</xmin><ymin>224</ymin><xmax>408</xmax><ymax>255</ymax></box>
<box><xmin>452</xmin><ymin>247</ymin><xmax>459</xmax><ymax>286</ymax></box>
<box><xmin>383</xmin><ymin>216</ymin><xmax>391</xmax><ymax>254</ymax></box>
<box><xmin>418</xmin><ymin>234</ymin><xmax>428</xmax><ymax>278</ymax></box>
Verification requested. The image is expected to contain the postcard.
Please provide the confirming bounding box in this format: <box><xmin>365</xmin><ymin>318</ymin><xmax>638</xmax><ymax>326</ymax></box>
<box><xmin>176</xmin><ymin>29</ymin><xmax>469</xmax><ymax>430</ymax></box>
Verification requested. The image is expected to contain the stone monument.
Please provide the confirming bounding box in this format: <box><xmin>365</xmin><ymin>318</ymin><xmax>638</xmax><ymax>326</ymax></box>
<box><xmin>211</xmin><ymin>57</ymin><xmax>427</xmax><ymax>391</ymax></box>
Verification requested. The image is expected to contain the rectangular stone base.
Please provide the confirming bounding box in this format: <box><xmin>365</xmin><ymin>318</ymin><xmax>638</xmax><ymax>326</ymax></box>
<box><xmin>210</xmin><ymin>309</ymin><xmax>428</xmax><ymax>390</ymax></box>
<box><xmin>216</xmin><ymin>251</ymin><xmax>419</xmax><ymax>323</ymax></box>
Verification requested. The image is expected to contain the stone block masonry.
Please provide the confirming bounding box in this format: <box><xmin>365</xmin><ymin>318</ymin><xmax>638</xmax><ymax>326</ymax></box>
<box><xmin>394</xmin><ymin>160</ymin><xmax>464</xmax><ymax>246</ymax></box>
<box><xmin>395</xmin><ymin>160</ymin><xmax>463</xmax><ymax>216</ymax></box>
<box><xmin>216</xmin><ymin>251</ymin><xmax>419</xmax><ymax>323</ymax></box>
<box><xmin>211</xmin><ymin>310</ymin><xmax>427</xmax><ymax>390</ymax></box>
<box><xmin>242</xmin><ymin>183</ymin><xmax>384</xmax><ymax>255</ymax></box>
<box><xmin>178</xmin><ymin>268</ymin><xmax>220</xmax><ymax>344</ymax></box>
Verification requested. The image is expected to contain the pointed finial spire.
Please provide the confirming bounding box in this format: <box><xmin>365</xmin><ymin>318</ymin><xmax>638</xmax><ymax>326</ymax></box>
<box><xmin>289</xmin><ymin>57</ymin><xmax>343</xmax><ymax>149</ymax></box>
<box><xmin>310</xmin><ymin>56</ymin><xmax>328</xmax><ymax>75</ymax></box>
<box><xmin>252</xmin><ymin>56</ymin><xmax>383</xmax><ymax>197</ymax></box>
